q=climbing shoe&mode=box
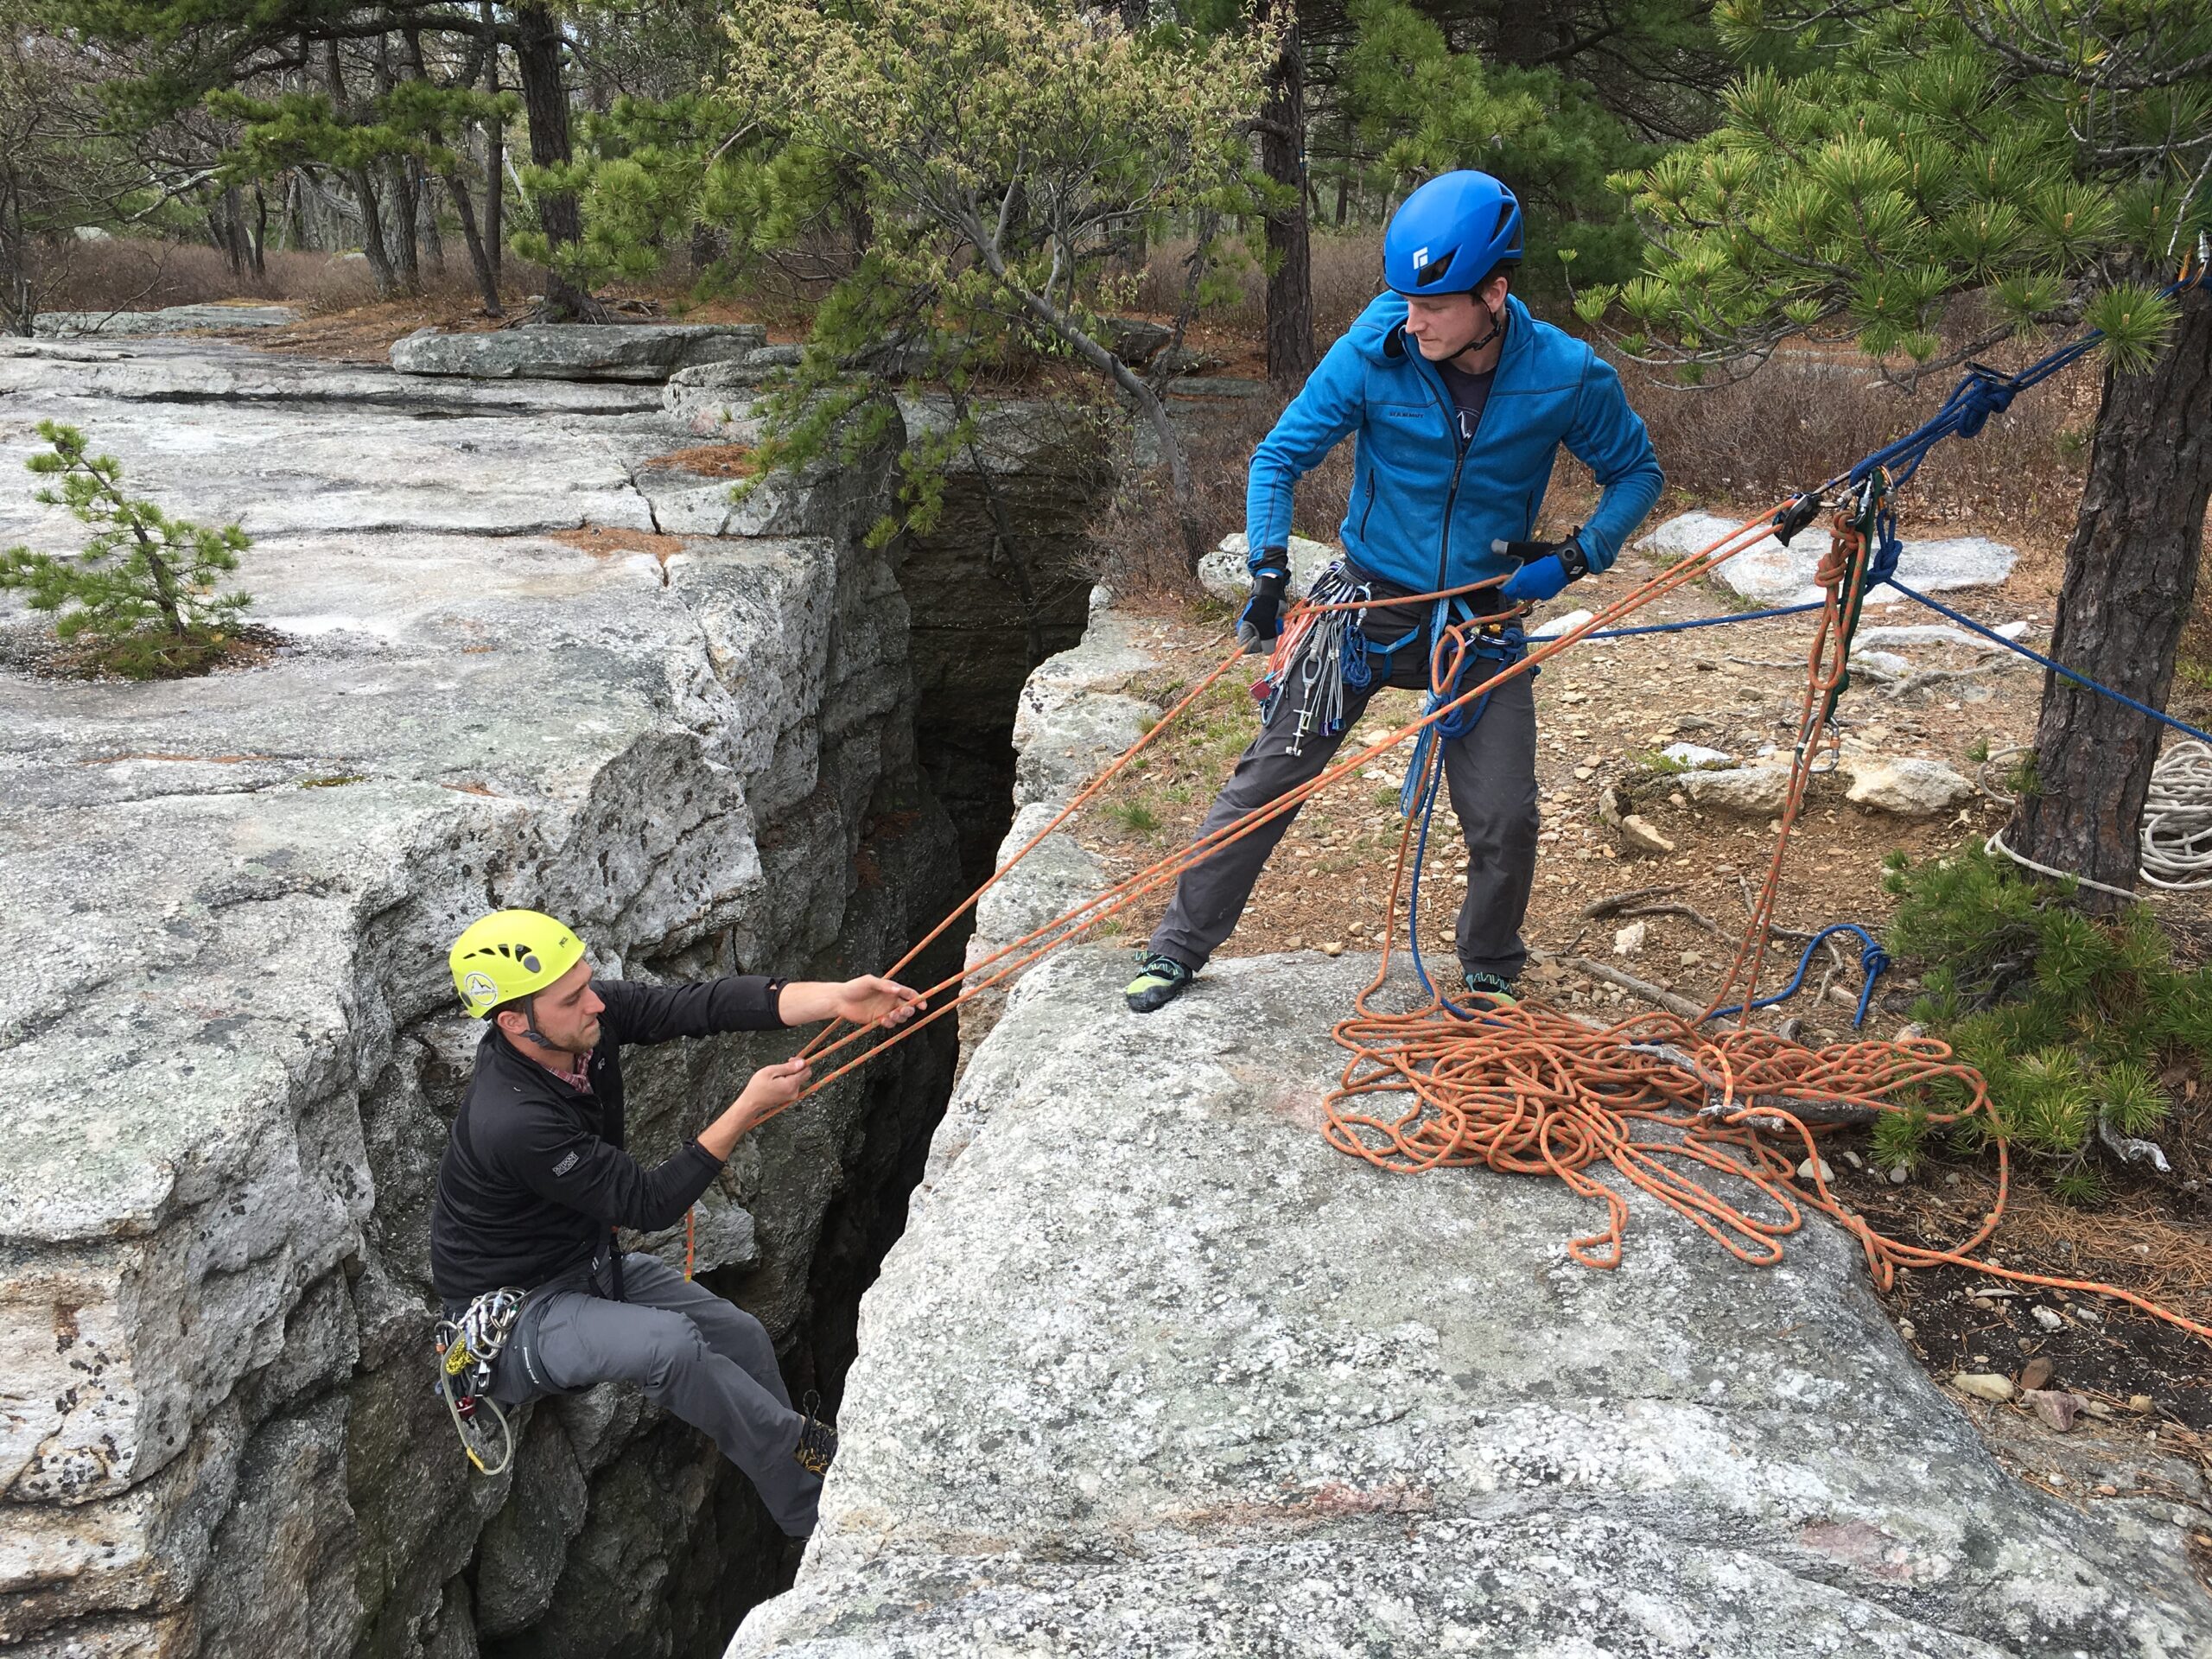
[1124,953,1196,1014]
[1462,970,1519,1008]
[793,1392,837,1478]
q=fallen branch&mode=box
[1549,952,1707,1020]
[1581,885,1679,919]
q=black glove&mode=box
[1236,559,1291,655]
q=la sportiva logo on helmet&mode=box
[463,971,499,1007]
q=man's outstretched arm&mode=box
[597,975,922,1045]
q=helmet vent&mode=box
[1414,251,1454,287]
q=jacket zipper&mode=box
[1410,313,1505,595]
[1357,472,1376,539]
[1414,355,1476,596]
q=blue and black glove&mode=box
[1236,557,1291,655]
[1496,536,1591,605]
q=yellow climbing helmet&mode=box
[449,910,587,1019]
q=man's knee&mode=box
[1461,791,1539,855]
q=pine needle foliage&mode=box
[0,421,251,677]
[1581,0,2212,385]
[1884,843,2191,1192]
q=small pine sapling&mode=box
[0,422,252,677]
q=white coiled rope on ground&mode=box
[1980,739,2212,896]
[2139,739,2212,889]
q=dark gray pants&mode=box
[492,1252,821,1536]
[1149,664,1539,979]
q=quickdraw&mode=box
[434,1287,526,1476]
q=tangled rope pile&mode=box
[2139,740,2212,891]
[1322,503,2210,1339]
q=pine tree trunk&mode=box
[481,0,503,290]
[515,2,599,321]
[445,168,505,316]
[2007,283,2212,906]
[1260,13,1313,384]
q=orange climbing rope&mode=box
[735,503,2209,1345]
[1325,501,2212,1342]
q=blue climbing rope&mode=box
[1587,600,1830,640]
[1709,924,1891,1028]
[1402,691,1495,1021]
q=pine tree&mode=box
[715,0,1279,569]
[1581,0,2212,902]
[0,423,253,678]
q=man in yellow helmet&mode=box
[429,908,921,1537]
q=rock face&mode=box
[958,594,1161,1042]
[35,302,302,336]
[0,335,1057,1658]
[1198,531,1338,603]
[1841,754,1975,817]
[734,948,2212,1657]
[391,323,766,383]
[656,354,1112,882]
[1682,763,1793,816]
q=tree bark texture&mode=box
[515,3,598,321]
[445,168,504,315]
[1261,15,1314,385]
[481,0,503,289]
[2009,283,2212,905]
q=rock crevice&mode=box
[0,335,1099,1659]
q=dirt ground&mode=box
[1061,507,2212,1452]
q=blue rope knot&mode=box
[1711,922,1891,1028]
[1950,365,2018,439]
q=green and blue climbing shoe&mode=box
[793,1391,837,1478]
[1125,953,1196,1014]
[1462,970,1519,1009]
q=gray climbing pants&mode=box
[1149,652,1540,981]
[489,1252,822,1536]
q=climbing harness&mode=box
[435,1287,526,1476]
[748,261,2212,1348]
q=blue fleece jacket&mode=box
[1246,293,1663,592]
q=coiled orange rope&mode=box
[1325,503,2212,1342]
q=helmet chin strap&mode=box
[1439,296,1505,364]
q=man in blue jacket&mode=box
[1126,170,1662,1014]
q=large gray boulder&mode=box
[35,302,301,336]
[1638,510,2018,608]
[733,950,2212,1657]
[391,322,767,382]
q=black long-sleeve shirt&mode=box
[429,976,785,1303]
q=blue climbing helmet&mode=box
[1383,171,1523,296]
